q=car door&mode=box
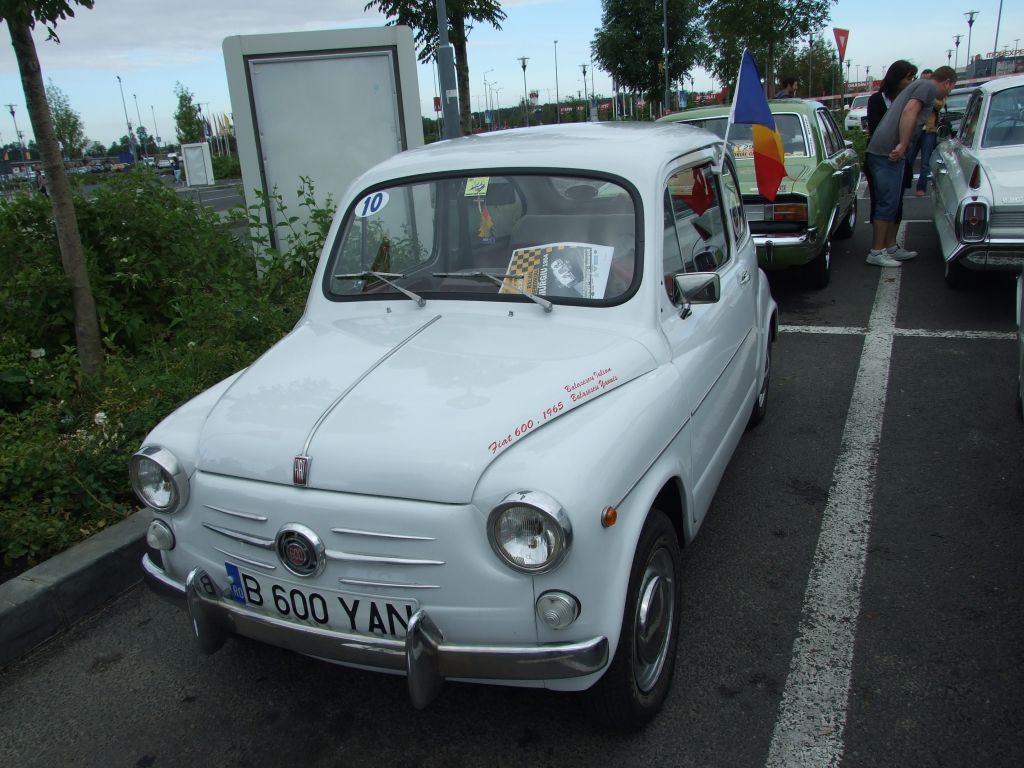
[935,91,983,230]
[659,158,757,520]
[815,108,855,227]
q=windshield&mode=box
[945,92,973,113]
[982,86,1024,148]
[325,173,638,305]
[681,114,809,157]
[850,95,870,109]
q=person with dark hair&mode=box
[775,77,799,99]
[865,65,957,267]
[864,61,917,238]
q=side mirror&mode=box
[674,272,721,318]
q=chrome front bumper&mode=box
[142,554,608,707]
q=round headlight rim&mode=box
[487,490,573,575]
[130,445,190,513]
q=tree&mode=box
[776,35,843,99]
[592,0,706,110]
[45,78,84,158]
[1,0,103,376]
[365,1,506,135]
[173,82,203,144]
[703,0,836,98]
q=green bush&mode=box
[212,154,241,180]
[0,173,336,565]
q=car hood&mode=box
[197,312,656,503]
[981,149,1024,202]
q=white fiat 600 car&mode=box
[132,123,777,727]
[932,73,1024,288]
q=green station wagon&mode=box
[659,99,860,288]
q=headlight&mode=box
[487,490,572,574]
[130,445,190,513]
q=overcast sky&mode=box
[0,0,1021,148]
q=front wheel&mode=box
[747,339,772,429]
[583,509,681,729]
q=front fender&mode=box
[472,363,694,687]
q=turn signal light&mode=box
[601,506,618,528]
[961,202,987,242]
[768,203,808,222]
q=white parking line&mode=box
[766,268,900,768]
[781,325,1014,341]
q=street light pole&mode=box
[115,75,135,163]
[662,0,669,114]
[947,49,953,65]
[554,40,560,124]
[953,34,962,70]
[482,68,494,131]
[992,0,1004,57]
[133,93,145,155]
[150,105,161,150]
[518,56,530,127]
[964,10,978,71]
[580,63,588,121]
[435,0,462,139]
[5,104,26,162]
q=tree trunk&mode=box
[9,20,103,377]
[451,16,472,135]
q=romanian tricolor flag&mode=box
[729,49,787,201]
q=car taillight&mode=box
[969,165,981,189]
[767,203,808,222]
[960,202,987,241]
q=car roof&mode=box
[352,123,721,189]
[980,73,1024,93]
[661,98,824,122]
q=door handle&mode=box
[738,270,751,286]
[934,156,945,165]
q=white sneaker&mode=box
[887,246,917,261]
[866,250,902,267]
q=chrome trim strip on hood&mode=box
[301,314,443,458]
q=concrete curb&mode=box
[0,510,152,668]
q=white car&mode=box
[844,93,870,131]
[931,74,1024,288]
[132,123,777,727]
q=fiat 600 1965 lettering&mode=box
[132,123,777,727]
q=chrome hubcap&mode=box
[633,546,675,692]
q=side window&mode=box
[815,110,841,156]
[821,109,847,153]
[960,94,983,146]
[720,160,748,242]
[664,163,730,282]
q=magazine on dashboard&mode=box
[499,242,614,300]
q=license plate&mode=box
[744,205,765,221]
[224,563,418,639]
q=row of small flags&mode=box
[202,112,234,139]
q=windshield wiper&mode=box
[334,271,425,307]
[432,271,552,313]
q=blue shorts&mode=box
[866,152,906,222]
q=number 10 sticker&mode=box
[355,191,390,218]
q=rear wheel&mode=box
[801,239,831,289]
[583,509,681,729]
[834,200,857,239]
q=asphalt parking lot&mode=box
[1,191,1021,768]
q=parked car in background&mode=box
[131,122,777,728]
[659,98,860,288]
[844,93,871,131]
[931,74,1024,288]
[938,85,980,137]
[156,157,172,170]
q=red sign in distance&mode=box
[833,28,849,64]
